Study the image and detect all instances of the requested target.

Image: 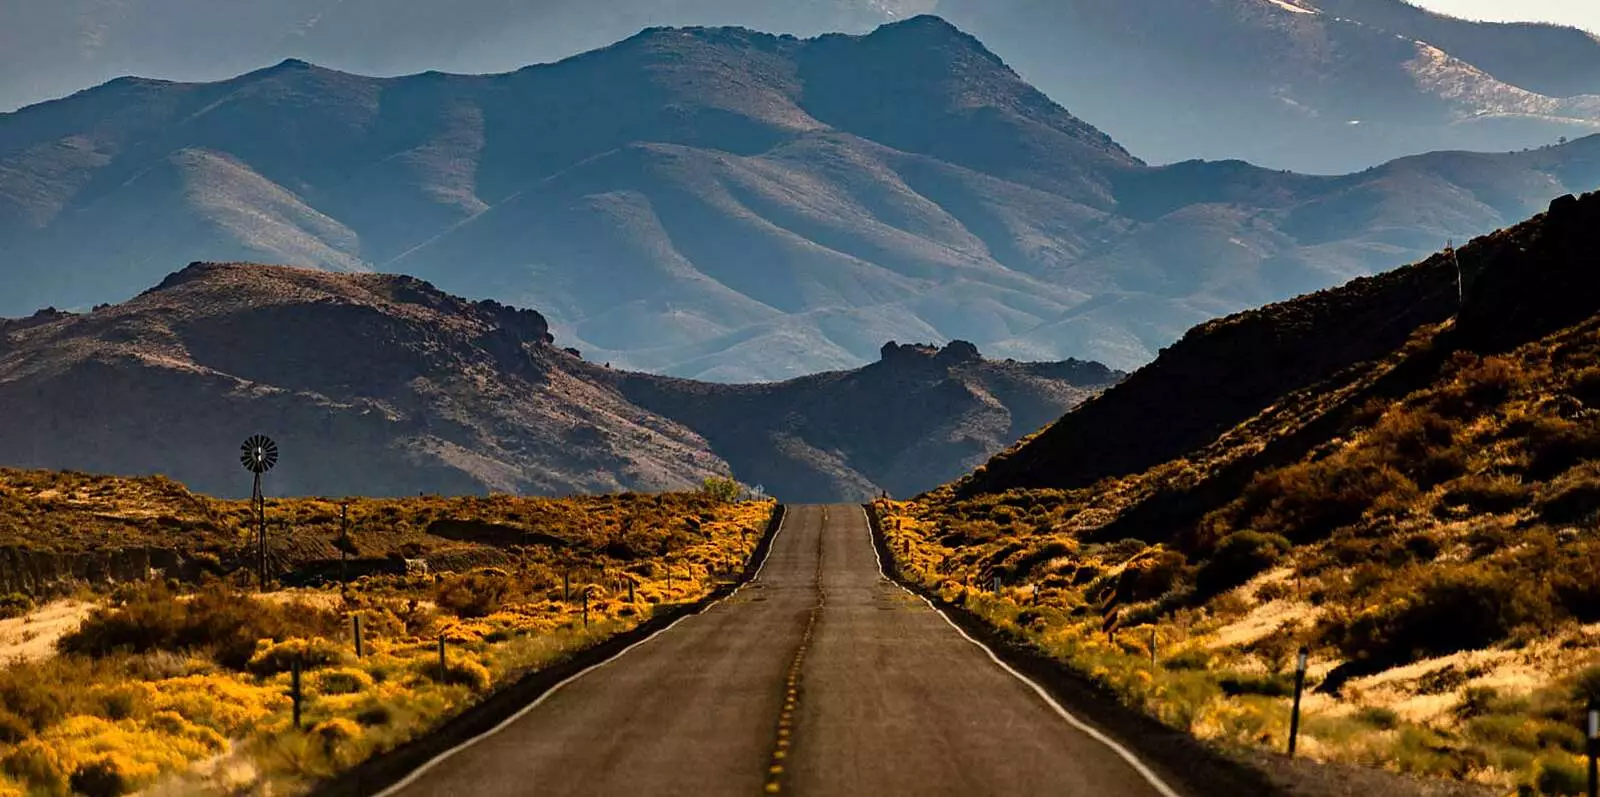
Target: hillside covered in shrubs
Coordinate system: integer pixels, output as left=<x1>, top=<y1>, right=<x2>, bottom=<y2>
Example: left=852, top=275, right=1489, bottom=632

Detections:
left=878, top=191, right=1600, bottom=795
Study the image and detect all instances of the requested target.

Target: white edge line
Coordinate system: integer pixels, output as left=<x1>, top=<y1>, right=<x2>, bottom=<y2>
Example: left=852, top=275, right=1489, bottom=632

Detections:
left=374, top=506, right=790, bottom=797
left=862, top=506, right=1184, bottom=797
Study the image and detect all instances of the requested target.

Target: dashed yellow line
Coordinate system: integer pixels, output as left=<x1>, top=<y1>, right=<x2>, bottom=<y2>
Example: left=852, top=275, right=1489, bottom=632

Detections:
left=763, top=518, right=825, bottom=795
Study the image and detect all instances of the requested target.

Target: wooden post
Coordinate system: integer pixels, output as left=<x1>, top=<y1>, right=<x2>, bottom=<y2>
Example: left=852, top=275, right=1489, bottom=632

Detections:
left=353, top=614, right=363, bottom=658
left=291, top=658, right=302, bottom=729
left=1289, top=647, right=1309, bottom=757
left=582, top=592, right=590, bottom=628
left=628, top=579, right=635, bottom=603
left=563, top=570, right=571, bottom=602
left=438, top=635, right=447, bottom=684
left=1150, top=627, right=1158, bottom=667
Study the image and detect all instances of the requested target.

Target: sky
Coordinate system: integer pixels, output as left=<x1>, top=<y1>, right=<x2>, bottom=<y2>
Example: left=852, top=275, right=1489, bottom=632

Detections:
left=1412, top=0, right=1600, bottom=34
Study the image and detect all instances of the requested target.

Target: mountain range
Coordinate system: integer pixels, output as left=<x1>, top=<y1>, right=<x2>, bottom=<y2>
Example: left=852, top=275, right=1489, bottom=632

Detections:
left=4, top=15, right=1600, bottom=382
left=0, top=262, right=1117, bottom=502
left=5, top=0, right=1600, bottom=173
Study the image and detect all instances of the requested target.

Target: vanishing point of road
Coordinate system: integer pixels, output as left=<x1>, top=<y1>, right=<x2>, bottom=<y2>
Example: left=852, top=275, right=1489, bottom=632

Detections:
left=379, top=505, right=1182, bottom=797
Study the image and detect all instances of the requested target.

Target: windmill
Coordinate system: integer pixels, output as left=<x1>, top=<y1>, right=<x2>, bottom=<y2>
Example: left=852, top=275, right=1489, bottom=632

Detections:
left=240, top=435, right=278, bottom=590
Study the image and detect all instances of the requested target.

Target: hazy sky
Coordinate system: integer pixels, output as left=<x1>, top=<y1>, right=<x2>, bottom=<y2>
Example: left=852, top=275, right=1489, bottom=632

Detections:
left=1412, top=0, right=1600, bottom=33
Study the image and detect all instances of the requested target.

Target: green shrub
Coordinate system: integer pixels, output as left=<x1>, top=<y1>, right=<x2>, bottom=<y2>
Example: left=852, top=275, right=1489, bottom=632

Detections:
left=1196, top=531, right=1290, bottom=597
left=700, top=476, right=741, bottom=503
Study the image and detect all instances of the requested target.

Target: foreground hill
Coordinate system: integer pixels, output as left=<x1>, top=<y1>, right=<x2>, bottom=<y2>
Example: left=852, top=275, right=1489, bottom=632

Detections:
left=5, top=18, right=1600, bottom=379
left=3, top=0, right=1598, bottom=173
left=0, top=263, right=1115, bottom=500
left=880, top=191, right=1600, bottom=791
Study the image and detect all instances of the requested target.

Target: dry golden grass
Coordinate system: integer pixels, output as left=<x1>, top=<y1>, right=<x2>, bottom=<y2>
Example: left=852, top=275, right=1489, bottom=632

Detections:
left=0, top=476, right=775, bottom=796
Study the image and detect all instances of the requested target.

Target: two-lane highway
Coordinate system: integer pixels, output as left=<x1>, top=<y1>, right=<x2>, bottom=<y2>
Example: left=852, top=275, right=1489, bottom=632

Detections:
left=381, top=506, right=1179, bottom=797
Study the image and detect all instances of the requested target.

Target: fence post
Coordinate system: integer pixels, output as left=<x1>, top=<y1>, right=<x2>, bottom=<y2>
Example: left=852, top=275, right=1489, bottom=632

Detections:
left=1289, top=647, right=1309, bottom=757
left=582, top=592, right=590, bottom=628
left=563, top=570, right=571, bottom=602
left=291, top=658, right=302, bottom=729
left=353, top=614, right=363, bottom=658
left=1588, top=699, right=1598, bottom=797
left=438, top=634, right=447, bottom=684
left=628, top=579, right=635, bottom=603
left=1150, top=628, right=1158, bottom=668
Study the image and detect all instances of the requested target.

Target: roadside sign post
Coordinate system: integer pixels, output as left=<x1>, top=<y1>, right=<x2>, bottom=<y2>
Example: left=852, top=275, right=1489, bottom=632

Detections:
left=1289, top=647, right=1309, bottom=757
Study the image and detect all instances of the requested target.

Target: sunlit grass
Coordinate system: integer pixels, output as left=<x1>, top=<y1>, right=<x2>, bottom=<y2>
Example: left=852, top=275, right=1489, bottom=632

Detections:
left=0, top=484, right=774, bottom=795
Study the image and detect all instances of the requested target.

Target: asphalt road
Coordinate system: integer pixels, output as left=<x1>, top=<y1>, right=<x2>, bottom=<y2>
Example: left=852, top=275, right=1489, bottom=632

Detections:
left=381, top=505, right=1179, bottom=797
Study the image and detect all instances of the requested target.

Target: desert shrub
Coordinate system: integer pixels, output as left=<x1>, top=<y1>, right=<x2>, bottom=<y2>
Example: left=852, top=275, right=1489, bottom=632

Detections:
left=1536, top=755, right=1586, bottom=796
left=1366, top=408, right=1467, bottom=487
left=1117, top=550, right=1194, bottom=603
left=1552, top=546, right=1600, bottom=622
left=0, top=593, right=33, bottom=620
left=1161, top=648, right=1213, bottom=672
left=1527, top=417, right=1600, bottom=480
left=0, top=657, right=100, bottom=732
left=1331, top=567, right=1554, bottom=665
left=1571, top=665, right=1600, bottom=707
left=1003, top=540, right=1077, bottom=581
left=699, top=476, right=741, bottom=504
left=1233, top=458, right=1417, bottom=542
left=1441, top=473, right=1529, bottom=514
left=1196, top=531, right=1289, bottom=597
left=1218, top=672, right=1294, bottom=698
left=1255, top=580, right=1292, bottom=602
left=2, top=739, right=68, bottom=795
left=354, top=703, right=394, bottom=727
left=415, top=655, right=492, bottom=691
left=87, top=683, right=147, bottom=721
left=246, top=638, right=350, bottom=676
left=1356, top=705, right=1401, bottom=730
left=69, top=757, right=136, bottom=797
left=1456, top=686, right=1503, bottom=719
left=311, top=718, right=363, bottom=752
left=434, top=572, right=515, bottom=619
left=1538, top=463, right=1600, bottom=525
left=59, top=583, right=338, bottom=670
left=313, top=667, right=374, bottom=696
left=1570, top=367, right=1600, bottom=407
left=0, top=708, right=30, bottom=744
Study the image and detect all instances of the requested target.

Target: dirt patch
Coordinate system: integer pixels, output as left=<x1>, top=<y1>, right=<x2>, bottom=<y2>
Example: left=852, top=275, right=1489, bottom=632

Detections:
left=0, top=600, right=94, bottom=661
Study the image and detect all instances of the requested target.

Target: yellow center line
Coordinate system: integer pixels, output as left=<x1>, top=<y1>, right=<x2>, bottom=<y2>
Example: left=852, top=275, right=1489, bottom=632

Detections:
left=762, top=515, right=826, bottom=795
